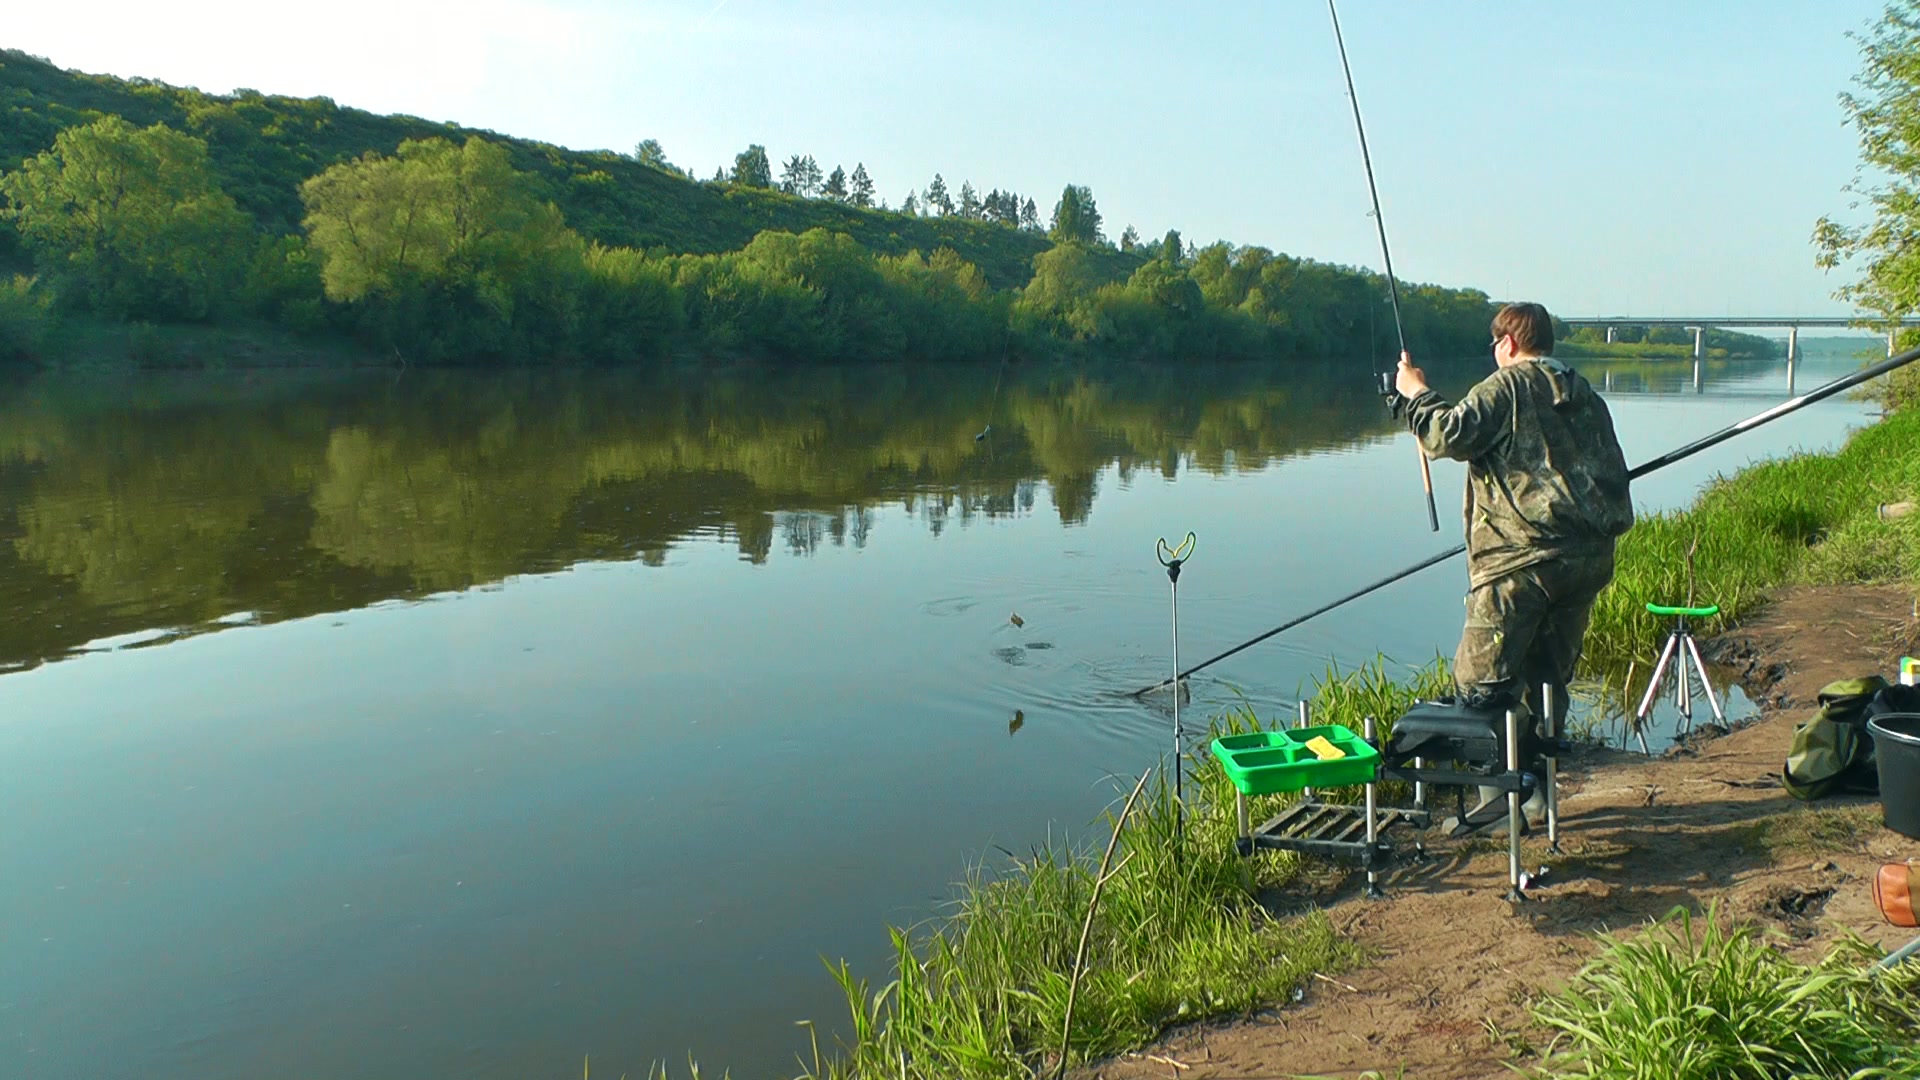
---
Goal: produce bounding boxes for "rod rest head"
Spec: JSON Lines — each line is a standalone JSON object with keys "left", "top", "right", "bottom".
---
{"left": 1382, "top": 698, "right": 1555, "bottom": 770}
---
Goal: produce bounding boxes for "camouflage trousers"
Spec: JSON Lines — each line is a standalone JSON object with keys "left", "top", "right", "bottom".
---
{"left": 1454, "top": 553, "right": 1616, "bottom": 738}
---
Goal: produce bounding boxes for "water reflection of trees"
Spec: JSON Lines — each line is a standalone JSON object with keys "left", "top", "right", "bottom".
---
{"left": 0, "top": 363, "right": 1397, "bottom": 671}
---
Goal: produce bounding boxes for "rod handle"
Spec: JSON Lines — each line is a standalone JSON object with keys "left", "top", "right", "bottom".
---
{"left": 1418, "top": 447, "right": 1439, "bottom": 532}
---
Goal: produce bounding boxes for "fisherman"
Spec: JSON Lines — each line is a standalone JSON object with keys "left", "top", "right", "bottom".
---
{"left": 1395, "top": 301, "right": 1634, "bottom": 832}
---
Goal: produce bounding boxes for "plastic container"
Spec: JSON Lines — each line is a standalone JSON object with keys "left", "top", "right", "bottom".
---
{"left": 1867, "top": 712, "right": 1920, "bottom": 840}
{"left": 1900, "top": 656, "right": 1918, "bottom": 687}
{"left": 1210, "top": 725, "right": 1380, "bottom": 796}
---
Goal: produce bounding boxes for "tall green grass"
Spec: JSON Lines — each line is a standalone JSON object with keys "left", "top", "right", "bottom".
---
{"left": 1532, "top": 905, "right": 1920, "bottom": 1080}
{"left": 793, "top": 657, "right": 1451, "bottom": 1080}
{"left": 1583, "top": 406, "right": 1920, "bottom": 683}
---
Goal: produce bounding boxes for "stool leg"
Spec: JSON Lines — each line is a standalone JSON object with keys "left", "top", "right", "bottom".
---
{"left": 1682, "top": 633, "right": 1726, "bottom": 724}
{"left": 1635, "top": 632, "right": 1679, "bottom": 753}
{"left": 1504, "top": 707, "right": 1526, "bottom": 902}
{"left": 1363, "top": 715, "right": 1384, "bottom": 899}
{"left": 1544, "top": 682, "right": 1561, "bottom": 856}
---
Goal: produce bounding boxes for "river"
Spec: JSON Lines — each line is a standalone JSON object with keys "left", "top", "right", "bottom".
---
{"left": 0, "top": 342, "right": 1880, "bottom": 1079}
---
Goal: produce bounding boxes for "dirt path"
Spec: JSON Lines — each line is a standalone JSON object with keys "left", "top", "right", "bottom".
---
{"left": 1084, "top": 584, "right": 1920, "bottom": 1080}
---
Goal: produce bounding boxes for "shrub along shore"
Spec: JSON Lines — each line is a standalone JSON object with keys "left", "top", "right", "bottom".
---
{"left": 697, "top": 378, "right": 1920, "bottom": 1080}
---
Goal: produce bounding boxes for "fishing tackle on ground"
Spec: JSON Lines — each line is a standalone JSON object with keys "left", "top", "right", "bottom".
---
{"left": 1130, "top": 343, "right": 1920, "bottom": 698}
{"left": 1327, "top": 0, "right": 1440, "bottom": 534}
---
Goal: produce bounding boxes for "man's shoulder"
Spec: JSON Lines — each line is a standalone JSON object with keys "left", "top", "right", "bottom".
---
{"left": 1469, "top": 364, "right": 1529, "bottom": 393}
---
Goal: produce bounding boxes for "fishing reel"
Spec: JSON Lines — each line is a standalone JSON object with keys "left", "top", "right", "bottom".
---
{"left": 1377, "top": 370, "right": 1407, "bottom": 419}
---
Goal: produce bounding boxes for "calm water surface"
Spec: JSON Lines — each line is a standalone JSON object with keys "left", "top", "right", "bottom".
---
{"left": 0, "top": 346, "right": 1879, "bottom": 1079}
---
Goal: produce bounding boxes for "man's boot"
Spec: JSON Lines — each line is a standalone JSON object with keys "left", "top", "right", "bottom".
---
{"left": 1443, "top": 779, "right": 1547, "bottom": 837}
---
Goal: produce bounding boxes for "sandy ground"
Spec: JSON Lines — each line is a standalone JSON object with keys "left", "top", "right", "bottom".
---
{"left": 1081, "top": 583, "right": 1920, "bottom": 1080}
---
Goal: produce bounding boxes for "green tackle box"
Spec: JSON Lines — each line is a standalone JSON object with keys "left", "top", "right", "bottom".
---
{"left": 1210, "top": 725, "right": 1380, "bottom": 796}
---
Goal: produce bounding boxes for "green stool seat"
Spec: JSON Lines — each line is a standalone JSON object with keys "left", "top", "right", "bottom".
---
{"left": 1645, "top": 603, "right": 1718, "bottom": 618}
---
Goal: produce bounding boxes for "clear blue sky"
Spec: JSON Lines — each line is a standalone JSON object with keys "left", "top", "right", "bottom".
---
{"left": 3, "top": 0, "right": 1893, "bottom": 319}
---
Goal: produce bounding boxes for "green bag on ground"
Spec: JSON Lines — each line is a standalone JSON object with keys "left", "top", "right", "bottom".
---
{"left": 1782, "top": 676, "right": 1890, "bottom": 800}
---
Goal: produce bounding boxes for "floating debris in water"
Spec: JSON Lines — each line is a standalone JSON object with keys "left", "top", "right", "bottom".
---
{"left": 1009, "top": 710, "right": 1024, "bottom": 736}
{"left": 1009, "top": 612, "right": 1024, "bottom": 628}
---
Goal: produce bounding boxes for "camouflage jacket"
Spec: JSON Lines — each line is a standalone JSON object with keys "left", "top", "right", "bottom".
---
{"left": 1403, "top": 357, "right": 1633, "bottom": 586}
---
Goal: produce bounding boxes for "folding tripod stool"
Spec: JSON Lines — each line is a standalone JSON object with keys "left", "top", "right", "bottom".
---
{"left": 1633, "top": 602, "right": 1725, "bottom": 751}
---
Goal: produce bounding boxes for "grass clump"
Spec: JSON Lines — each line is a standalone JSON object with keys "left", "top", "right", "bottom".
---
{"left": 796, "top": 656, "right": 1449, "bottom": 1080}
{"left": 1583, "top": 405, "right": 1920, "bottom": 675}
{"left": 1531, "top": 905, "right": 1920, "bottom": 1080}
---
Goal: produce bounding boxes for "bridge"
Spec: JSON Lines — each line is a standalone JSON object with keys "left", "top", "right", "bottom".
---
{"left": 1558, "top": 315, "right": 1920, "bottom": 361}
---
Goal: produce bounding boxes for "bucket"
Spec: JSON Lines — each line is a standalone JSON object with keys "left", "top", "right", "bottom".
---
{"left": 1867, "top": 713, "right": 1920, "bottom": 840}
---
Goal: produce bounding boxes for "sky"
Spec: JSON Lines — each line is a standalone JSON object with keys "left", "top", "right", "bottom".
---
{"left": 1, "top": 0, "right": 1896, "bottom": 321}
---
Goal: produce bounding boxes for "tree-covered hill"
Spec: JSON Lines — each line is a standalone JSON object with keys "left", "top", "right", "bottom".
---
{"left": 0, "top": 47, "right": 1502, "bottom": 369}
{"left": 0, "top": 47, "right": 1120, "bottom": 290}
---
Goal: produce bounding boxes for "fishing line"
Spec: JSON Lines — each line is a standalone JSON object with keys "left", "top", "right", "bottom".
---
{"left": 1328, "top": 0, "right": 1440, "bottom": 533}
{"left": 1130, "top": 344, "right": 1920, "bottom": 697}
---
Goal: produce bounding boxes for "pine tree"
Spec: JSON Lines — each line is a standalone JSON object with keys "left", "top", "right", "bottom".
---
{"left": 901, "top": 191, "right": 920, "bottom": 216}
{"left": 850, "top": 163, "right": 874, "bottom": 207}
{"left": 780, "top": 154, "right": 809, "bottom": 194}
{"left": 958, "top": 181, "right": 981, "bottom": 220}
{"left": 800, "top": 155, "right": 823, "bottom": 197}
{"left": 926, "top": 173, "right": 952, "bottom": 216}
{"left": 1049, "top": 185, "right": 1102, "bottom": 245}
{"left": 823, "top": 165, "right": 848, "bottom": 202}
{"left": 1020, "top": 197, "right": 1040, "bottom": 231}
{"left": 1120, "top": 225, "right": 1139, "bottom": 251}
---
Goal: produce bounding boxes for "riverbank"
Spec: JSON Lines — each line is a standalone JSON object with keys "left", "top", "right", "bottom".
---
{"left": 1084, "top": 582, "right": 1920, "bottom": 1080}
{"left": 1070, "top": 387, "right": 1920, "bottom": 1078}
{"left": 788, "top": 387, "right": 1920, "bottom": 1080}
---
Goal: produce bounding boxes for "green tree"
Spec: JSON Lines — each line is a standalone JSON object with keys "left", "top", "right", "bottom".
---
{"left": 901, "top": 191, "right": 920, "bottom": 216}
{"left": 823, "top": 165, "right": 848, "bottom": 202}
{"left": 299, "top": 136, "right": 580, "bottom": 305}
{"left": 733, "top": 144, "right": 772, "bottom": 188}
{"left": 0, "top": 115, "right": 252, "bottom": 320}
{"left": 781, "top": 154, "right": 818, "bottom": 195}
{"left": 1159, "top": 228, "right": 1184, "bottom": 267}
{"left": 958, "top": 181, "right": 981, "bottom": 220}
{"left": 1816, "top": 0, "right": 1920, "bottom": 397}
{"left": 1120, "top": 225, "right": 1139, "bottom": 251}
{"left": 849, "top": 163, "right": 874, "bottom": 207}
{"left": 633, "top": 139, "right": 684, "bottom": 177}
{"left": 926, "top": 174, "right": 952, "bottom": 216}
{"left": 1048, "top": 184, "right": 1102, "bottom": 246}
{"left": 1020, "top": 197, "right": 1040, "bottom": 231}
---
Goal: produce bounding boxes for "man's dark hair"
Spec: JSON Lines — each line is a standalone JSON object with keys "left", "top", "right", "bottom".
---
{"left": 1492, "top": 302, "right": 1554, "bottom": 356}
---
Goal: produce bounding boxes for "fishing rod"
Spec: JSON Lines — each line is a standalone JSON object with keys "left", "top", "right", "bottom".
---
{"left": 1328, "top": 0, "right": 1440, "bottom": 534}
{"left": 1130, "top": 344, "right": 1920, "bottom": 697}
